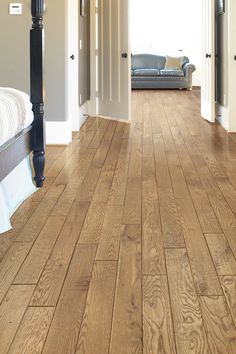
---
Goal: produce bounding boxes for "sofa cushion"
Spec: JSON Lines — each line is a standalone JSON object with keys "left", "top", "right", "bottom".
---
{"left": 134, "top": 69, "right": 159, "bottom": 76}
{"left": 160, "top": 69, "right": 185, "bottom": 77}
{"left": 165, "top": 56, "right": 184, "bottom": 70}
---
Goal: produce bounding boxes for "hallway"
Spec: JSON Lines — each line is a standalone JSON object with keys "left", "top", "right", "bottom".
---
{"left": 1, "top": 90, "right": 236, "bottom": 353}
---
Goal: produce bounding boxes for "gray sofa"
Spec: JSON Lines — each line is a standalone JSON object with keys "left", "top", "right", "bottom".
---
{"left": 131, "top": 54, "right": 196, "bottom": 90}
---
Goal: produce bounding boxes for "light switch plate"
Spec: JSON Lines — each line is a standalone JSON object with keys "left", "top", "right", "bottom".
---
{"left": 9, "top": 3, "right": 22, "bottom": 15}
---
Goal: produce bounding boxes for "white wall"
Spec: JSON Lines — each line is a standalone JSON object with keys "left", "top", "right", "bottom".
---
{"left": 130, "top": 0, "right": 202, "bottom": 86}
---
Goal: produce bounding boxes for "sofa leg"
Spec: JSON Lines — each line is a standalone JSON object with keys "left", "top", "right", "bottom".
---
{"left": 187, "top": 87, "right": 192, "bottom": 91}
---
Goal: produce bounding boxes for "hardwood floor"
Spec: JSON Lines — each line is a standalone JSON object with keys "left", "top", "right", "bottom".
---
{"left": 1, "top": 89, "right": 236, "bottom": 353}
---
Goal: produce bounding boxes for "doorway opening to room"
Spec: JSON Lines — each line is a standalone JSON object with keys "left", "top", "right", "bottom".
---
{"left": 91, "top": 0, "right": 216, "bottom": 125}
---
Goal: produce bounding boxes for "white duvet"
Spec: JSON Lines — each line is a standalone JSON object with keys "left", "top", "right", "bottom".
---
{"left": 0, "top": 87, "right": 34, "bottom": 147}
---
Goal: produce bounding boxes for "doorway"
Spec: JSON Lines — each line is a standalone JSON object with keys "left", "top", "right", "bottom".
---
{"left": 90, "top": 0, "right": 216, "bottom": 125}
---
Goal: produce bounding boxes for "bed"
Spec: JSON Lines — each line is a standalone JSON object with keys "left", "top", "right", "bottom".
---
{"left": 0, "top": 0, "right": 45, "bottom": 233}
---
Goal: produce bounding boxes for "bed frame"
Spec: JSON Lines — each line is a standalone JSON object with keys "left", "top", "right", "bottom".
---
{"left": 0, "top": 0, "right": 45, "bottom": 188}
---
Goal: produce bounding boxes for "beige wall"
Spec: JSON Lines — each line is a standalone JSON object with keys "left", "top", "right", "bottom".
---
{"left": 216, "top": 0, "right": 228, "bottom": 108}
{"left": 79, "top": 0, "right": 90, "bottom": 106}
{"left": 0, "top": 0, "right": 67, "bottom": 122}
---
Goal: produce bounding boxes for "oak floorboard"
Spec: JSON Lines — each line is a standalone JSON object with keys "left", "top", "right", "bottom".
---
{"left": 96, "top": 205, "right": 124, "bottom": 261}
{"left": 14, "top": 216, "right": 65, "bottom": 284}
{"left": 165, "top": 249, "right": 210, "bottom": 354}
{"left": 199, "top": 296, "right": 236, "bottom": 353}
{"left": 3, "top": 91, "right": 236, "bottom": 353}
{"left": 143, "top": 275, "right": 176, "bottom": 354}
{"left": 221, "top": 276, "right": 236, "bottom": 326}
{"left": 76, "top": 261, "right": 117, "bottom": 354}
{"left": 0, "top": 285, "right": 35, "bottom": 353}
{"left": 30, "top": 202, "right": 89, "bottom": 306}
{"left": 8, "top": 307, "right": 54, "bottom": 354}
{"left": 123, "top": 177, "right": 142, "bottom": 225}
{"left": 42, "top": 244, "right": 97, "bottom": 354}
{"left": 109, "top": 225, "right": 142, "bottom": 354}
{"left": 205, "top": 234, "right": 236, "bottom": 276}
{"left": 0, "top": 242, "right": 32, "bottom": 303}
{"left": 16, "top": 184, "right": 65, "bottom": 243}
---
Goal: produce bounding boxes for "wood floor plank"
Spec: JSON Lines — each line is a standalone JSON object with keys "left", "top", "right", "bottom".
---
{"left": 4, "top": 90, "right": 236, "bottom": 352}
{"left": 14, "top": 216, "right": 65, "bottom": 284}
{"left": 30, "top": 202, "right": 89, "bottom": 306}
{"left": 165, "top": 249, "right": 210, "bottom": 354}
{"left": 42, "top": 244, "right": 97, "bottom": 354}
{"left": 191, "top": 154, "right": 236, "bottom": 259}
{"left": 158, "top": 188, "right": 185, "bottom": 249}
{"left": 143, "top": 275, "right": 177, "bottom": 354}
{"left": 51, "top": 148, "right": 96, "bottom": 217}
{"left": 96, "top": 205, "right": 124, "bottom": 261}
{"left": 78, "top": 201, "right": 107, "bottom": 244}
{"left": 176, "top": 144, "right": 222, "bottom": 234}
{"left": 107, "top": 138, "right": 131, "bottom": 206}
{"left": 199, "top": 296, "right": 236, "bottom": 353}
{"left": 109, "top": 225, "right": 142, "bottom": 354}
{"left": 76, "top": 261, "right": 117, "bottom": 354}
{"left": 0, "top": 242, "right": 32, "bottom": 303}
{"left": 8, "top": 307, "right": 54, "bottom": 354}
{"left": 205, "top": 234, "right": 236, "bottom": 276}
{"left": 16, "top": 184, "right": 65, "bottom": 243}
{"left": 123, "top": 177, "right": 142, "bottom": 225}
{"left": 0, "top": 285, "right": 35, "bottom": 353}
{"left": 92, "top": 120, "right": 117, "bottom": 168}
{"left": 221, "top": 276, "right": 236, "bottom": 326}
{"left": 142, "top": 197, "right": 166, "bottom": 275}
{"left": 166, "top": 152, "right": 222, "bottom": 295}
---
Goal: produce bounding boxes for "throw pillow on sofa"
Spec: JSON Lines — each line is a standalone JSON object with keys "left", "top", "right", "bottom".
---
{"left": 165, "top": 56, "right": 184, "bottom": 70}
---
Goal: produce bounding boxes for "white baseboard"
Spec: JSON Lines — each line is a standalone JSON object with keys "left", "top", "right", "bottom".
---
{"left": 46, "top": 121, "right": 72, "bottom": 145}
{"left": 216, "top": 104, "right": 229, "bottom": 131}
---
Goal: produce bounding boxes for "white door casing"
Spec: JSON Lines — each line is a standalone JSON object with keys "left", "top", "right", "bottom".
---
{"left": 201, "top": 0, "right": 215, "bottom": 122}
{"left": 227, "top": 0, "right": 236, "bottom": 132}
{"left": 98, "top": 0, "right": 131, "bottom": 121}
{"left": 67, "top": 0, "right": 80, "bottom": 132}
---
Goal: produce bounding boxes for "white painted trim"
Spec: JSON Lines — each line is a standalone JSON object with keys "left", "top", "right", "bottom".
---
{"left": 46, "top": 121, "right": 72, "bottom": 145}
{"left": 227, "top": 0, "right": 236, "bottom": 133}
{"left": 216, "top": 104, "right": 229, "bottom": 131}
{"left": 98, "top": 115, "right": 130, "bottom": 124}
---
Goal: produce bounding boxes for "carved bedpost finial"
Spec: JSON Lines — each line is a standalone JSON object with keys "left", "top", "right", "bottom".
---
{"left": 31, "top": 0, "right": 44, "bottom": 29}
{"left": 31, "top": 0, "right": 45, "bottom": 188}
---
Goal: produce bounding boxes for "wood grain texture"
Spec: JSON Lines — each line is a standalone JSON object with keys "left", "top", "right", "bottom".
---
{"left": 165, "top": 249, "right": 210, "bottom": 354}
{"left": 76, "top": 261, "right": 117, "bottom": 354}
{"left": 0, "top": 285, "right": 35, "bottom": 353}
{"left": 8, "top": 307, "right": 54, "bottom": 354}
{"left": 78, "top": 201, "right": 107, "bottom": 244}
{"left": 2, "top": 91, "right": 236, "bottom": 352}
{"left": 221, "top": 276, "right": 236, "bottom": 326}
{"left": 42, "top": 245, "right": 97, "bottom": 354}
{"left": 158, "top": 188, "right": 185, "bottom": 249}
{"left": 143, "top": 276, "right": 176, "bottom": 353}
{"left": 96, "top": 205, "right": 124, "bottom": 261}
{"left": 30, "top": 202, "right": 89, "bottom": 306}
{"left": 14, "top": 216, "right": 65, "bottom": 284}
{"left": 123, "top": 177, "right": 142, "bottom": 225}
{"left": 199, "top": 296, "right": 236, "bottom": 353}
{"left": 0, "top": 242, "right": 31, "bottom": 303}
{"left": 205, "top": 234, "right": 236, "bottom": 276}
{"left": 110, "top": 225, "right": 142, "bottom": 354}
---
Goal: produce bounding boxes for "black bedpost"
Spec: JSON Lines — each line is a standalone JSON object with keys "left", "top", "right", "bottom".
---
{"left": 31, "top": 0, "right": 45, "bottom": 187}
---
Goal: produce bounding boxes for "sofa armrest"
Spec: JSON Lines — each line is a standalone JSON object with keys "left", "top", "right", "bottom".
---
{"left": 183, "top": 63, "right": 196, "bottom": 77}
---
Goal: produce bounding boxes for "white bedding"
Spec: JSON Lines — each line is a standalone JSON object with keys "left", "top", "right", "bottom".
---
{"left": 0, "top": 156, "right": 37, "bottom": 234}
{"left": 0, "top": 87, "right": 34, "bottom": 147}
